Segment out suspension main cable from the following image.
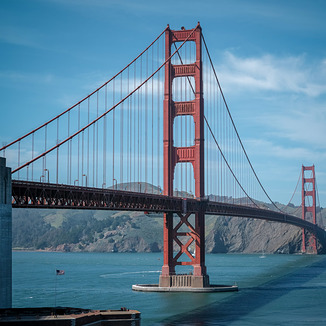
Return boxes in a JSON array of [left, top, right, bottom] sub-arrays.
[[0, 26, 169, 153], [204, 116, 258, 208], [292, 206, 302, 216], [201, 33, 282, 212], [286, 169, 301, 207], [315, 180, 323, 227], [12, 24, 200, 174]]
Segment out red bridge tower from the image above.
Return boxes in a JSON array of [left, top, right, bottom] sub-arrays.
[[159, 24, 209, 288], [301, 165, 317, 254]]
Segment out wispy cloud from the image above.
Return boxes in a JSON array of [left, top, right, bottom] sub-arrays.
[[260, 105, 326, 150], [0, 71, 55, 84], [217, 52, 326, 97], [0, 24, 44, 49], [244, 138, 320, 160], [44, 0, 165, 14]]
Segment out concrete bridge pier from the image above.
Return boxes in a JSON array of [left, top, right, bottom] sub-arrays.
[[0, 157, 12, 308]]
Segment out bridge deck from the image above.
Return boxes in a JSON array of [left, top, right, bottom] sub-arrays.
[[11, 180, 326, 248]]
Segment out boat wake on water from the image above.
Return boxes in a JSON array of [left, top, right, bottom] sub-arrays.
[[100, 270, 161, 278]]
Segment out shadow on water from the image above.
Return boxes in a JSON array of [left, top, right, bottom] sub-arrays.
[[159, 256, 326, 326]]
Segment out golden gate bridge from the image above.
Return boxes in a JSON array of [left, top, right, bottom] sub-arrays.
[[1, 24, 325, 296]]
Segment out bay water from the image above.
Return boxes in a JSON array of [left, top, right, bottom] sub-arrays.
[[12, 252, 326, 325]]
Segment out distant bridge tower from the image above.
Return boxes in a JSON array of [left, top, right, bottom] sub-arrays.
[[301, 165, 317, 254], [159, 23, 209, 288]]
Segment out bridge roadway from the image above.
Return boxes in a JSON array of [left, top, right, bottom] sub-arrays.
[[12, 180, 326, 248]]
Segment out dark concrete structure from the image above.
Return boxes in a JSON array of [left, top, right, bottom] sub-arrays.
[[0, 157, 12, 308], [0, 307, 140, 325]]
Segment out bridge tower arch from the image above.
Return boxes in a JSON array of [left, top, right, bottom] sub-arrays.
[[159, 24, 209, 288], [301, 165, 317, 254]]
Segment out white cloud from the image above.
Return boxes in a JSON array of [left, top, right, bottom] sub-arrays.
[[244, 138, 318, 160], [213, 51, 326, 152], [217, 52, 326, 97]]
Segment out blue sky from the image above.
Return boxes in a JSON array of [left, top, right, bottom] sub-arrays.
[[1, 0, 326, 206]]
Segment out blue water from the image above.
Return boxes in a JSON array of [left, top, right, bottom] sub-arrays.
[[12, 252, 326, 325]]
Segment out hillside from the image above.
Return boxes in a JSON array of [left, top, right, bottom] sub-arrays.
[[12, 192, 326, 254]]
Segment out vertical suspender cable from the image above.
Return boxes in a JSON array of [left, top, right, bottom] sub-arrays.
[[137, 60, 140, 188], [82, 130, 84, 184], [112, 81, 114, 188], [56, 118, 59, 184], [211, 57, 214, 196], [139, 56, 142, 190], [67, 111, 70, 184], [92, 96, 95, 187], [157, 39, 160, 191], [87, 97, 90, 187], [145, 50, 148, 191], [134, 62, 137, 190], [77, 105, 80, 184], [151, 45, 154, 193], [93, 110, 95, 187], [96, 91, 99, 188], [213, 62, 216, 198], [103, 84, 107, 188], [69, 139, 72, 185], [206, 50, 209, 196], [120, 71, 123, 187], [44, 125, 47, 179], [127, 66, 130, 187], [32, 133, 34, 181], [18, 141, 20, 180]]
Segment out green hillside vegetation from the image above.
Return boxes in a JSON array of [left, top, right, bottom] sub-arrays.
[[13, 208, 162, 251]]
